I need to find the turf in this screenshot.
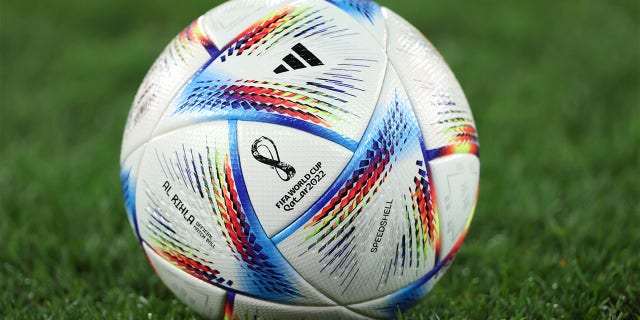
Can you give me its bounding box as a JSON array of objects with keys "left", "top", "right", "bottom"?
[{"left": 1, "top": 0, "right": 638, "bottom": 319}]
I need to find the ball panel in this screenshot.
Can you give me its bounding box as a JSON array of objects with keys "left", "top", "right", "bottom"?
[
  {"left": 236, "top": 121, "right": 353, "bottom": 237},
  {"left": 276, "top": 62, "right": 439, "bottom": 304},
  {"left": 144, "top": 242, "right": 228, "bottom": 318},
  {"left": 348, "top": 217, "right": 473, "bottom": 318},
  {"left": 347, "top": 261, "right": 450, "bottom": 319},
  {"left": 120, "top": 17, "right": 212, "bottom": 162},
  {"left": 152, "top": 0, "right": 387, "bottom": 147},
  {"left": 428, "top": 154, "right": 479, "bottom": 258},
  {"left": 383, "top": 8, "right": 479, "bottom": 158},
  {"left": 135, "top": 121, "right": 335, "bottom": 306},
  {"left": 230, "top": 293, "right": 373, "bottom": 320}
]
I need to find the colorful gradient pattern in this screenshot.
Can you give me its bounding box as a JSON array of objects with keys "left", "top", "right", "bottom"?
[
  {"left": 432, "top": 115, "right": 479, "bottom": 158},
  {"left": 427, "top": 101, "right": 480, "bottom": 159},
  {"left": 165, "top": 16, "right": 216, "bottom": 74},
  {"left": 427, "top": 142, "right": 480, "bottom": 160},
  {"left": 149, "top": 216, "right": 230, "bottom": 288},
  {"left": 176, "top": 79, "right": 350, "bottom": 127},
  {"left": 218, "top": 4, "right": 347, "bottom": 59},
  {"left": 179, "top": 17, "right": 215, "bottom": 52},
  {"left": 404, "top": 158, "right": 440, "bottom": 265},
  {"left": 303, "top": 102, "right": 402, "bottom": 245},
  {"left": 141, "top": 149, "right": 234, "bottom": 289},
  {"left": 374, "top": 155, "right": 441, "bottom": 290},
  {"left": 223, "top": 292, "right": 236, "bottom": 320},
  {"left": 141, "top": 138, "right": 306, "bottom": 302},
  {"left": 197, "top": 142, "right": 302, "bottom": 299},
  {"left": 275, "top": 90, "right": 440, "bottom": 295},
  {"left": 210, "top": 3, "right": 361, "bottom": 60},
  {"left": 119, "top": 0, "right": 482, "bottom": 317},
  {"left": 302, "top": 91, "right": 438, "bottom": 250},
  {"left": 172, "top": 2, "right": 383, "bottom": 152},
  {"left": 217, "top": 5, "right": 301, "bottom": 60}
]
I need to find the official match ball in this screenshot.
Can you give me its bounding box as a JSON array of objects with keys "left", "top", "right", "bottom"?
[{"left": 120, "top": 0, "right": 480, "bottom": 318}]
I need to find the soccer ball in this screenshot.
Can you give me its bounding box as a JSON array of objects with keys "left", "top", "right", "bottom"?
[{"left": 120, "top": 0, "right": 480, "bottom": 318}]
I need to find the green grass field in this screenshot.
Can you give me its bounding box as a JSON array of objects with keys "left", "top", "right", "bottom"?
[{"left": 1, "top": 0, "right": 638, "bottom": 318}]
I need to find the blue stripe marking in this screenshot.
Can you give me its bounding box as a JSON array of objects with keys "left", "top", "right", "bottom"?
[
  {"left": 203, "top": 114, "right": 357, "bottom": 152},
  {"left": 228, "top": 121, "right": 265, "bottom": 234},
  {"left": 121, "top": 169, "right": 142, "bottom": 243},
  {"left": 373, "top": 254, "right": 455, "bottom": 316},
  {"left": 186, "top": 44, "right": 221, "bottom": 91},
  {"left": 425, "top": 146, "right": 481, "bottom": 161},
  {"left": 271, "top": 91, "right": 434, "bottom": 247},
  {"left": 150, "top": 209, "right": 177, "bottom": 235},
  {"left": 228, "top": 120, "right": 304, "bottom": 300},
  {"left": 426, "top": 148, "right": 444, "bottom": 161},
  {"left": 204, "top": 44, "right": 221, "bottom": 59},
  {"left": 190, "top": 149, "right": 205, "bottom": 198},
  {"left": 271, "top": 130, "right": 368, "bottom": 244},
  {"left": 178, "top": 29, "right": 361, "bottom": 153}
]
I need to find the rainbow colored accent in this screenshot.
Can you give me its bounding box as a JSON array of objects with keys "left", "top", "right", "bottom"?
[
  {"left": 272, "top": 91, "right": 440, "bottom": 295},
  {"left": 209, "top": 4, "right": 357, "bottom": 60},
  {"left": 441, "top": 120, "right": 478, "bottom": 145},
  {"left": 223, "top": 292, "right": 236, "bottom": 320},
  {"left": 174, "top": 3, "right": 367, "bottom": 125},
  {"left": 301, "top": 93, "right": 438, "bottom": 253},
  {"left": 197, "top": 142, "right": 302, "bottom": 299},
  {"left": 154, "top": 245, "right": 227, "bottom": 287},
  {"left": 168, "top": 16, "right": 218, "bottom": 63},
  {"left": 141, "top": 150, "right": 233, "bottom": 289},
  {"left": 125, "top": 15, "right": 216, "bottom": 131},
  {"left": 427, "top": 113, "right": 480, "bottom": 159},
  {"left": 173, "top": 3, "right": 382, "bottom": 152},
  {"left": 179, "top": 17, "right": 215, "bottom": 50},
  {"left": 376, "top": 155, "right": 441, "bottom": 288},
  {"left": 215, "top": 5, "right": 324, "bottom": 61},
  {"left": 175, "top": 75, "right": 363, "bottom": 151},
  {"left": 177, "top": 79, "right": 350, "bottom": 128},
  {"left": 402, "top": 157, "right": 440, "bottom": 267},
  {"left": 146, "top": 211, "right": 230, "bottom": 287},
  {"left": 226, "top": 6, "right": 297, "bottom": 57},
  {"left": 142, "top": 136, "right": 309, "bottom": 302},
  {"left": 426, "top": 141, "right": 480, "bottom": 160},
  {"left": 302, "top": 96, "right": 417, "bottom": 245}
]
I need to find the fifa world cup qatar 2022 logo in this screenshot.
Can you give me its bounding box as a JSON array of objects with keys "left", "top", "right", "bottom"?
[{"left": 251, "top": 136, "right": 297, "bottom": 182}]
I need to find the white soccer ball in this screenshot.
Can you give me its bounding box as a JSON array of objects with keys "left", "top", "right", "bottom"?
[{"left": 120, "top": 0, "right": 480, "bottom": 318}]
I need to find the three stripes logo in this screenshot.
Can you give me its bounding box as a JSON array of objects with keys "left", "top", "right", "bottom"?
[
  {"left": 251, "top": 136, "right": 297, "bottom": 182},
  {"left": 273, "top": 43, "right": 324, "bottom": 74}
]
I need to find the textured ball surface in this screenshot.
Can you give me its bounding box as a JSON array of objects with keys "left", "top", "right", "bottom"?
[{"left": 120, "top": 0, "right": 480, "bottom": 318}]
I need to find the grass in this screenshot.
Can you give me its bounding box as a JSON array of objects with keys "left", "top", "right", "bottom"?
[{"left": 1, "top": 0, "right": 638, "bottom": 318}]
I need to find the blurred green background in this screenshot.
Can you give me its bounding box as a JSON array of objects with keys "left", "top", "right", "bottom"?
[{"left": 1, "top": 0, "right": 638, "bottom": 318}]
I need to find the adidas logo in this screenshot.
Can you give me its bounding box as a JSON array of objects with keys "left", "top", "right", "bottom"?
[{"left": 274, "top": 43, "right": 324, "bottom": 74}]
